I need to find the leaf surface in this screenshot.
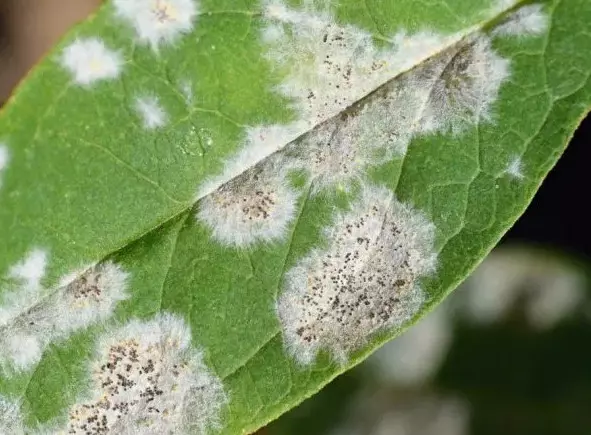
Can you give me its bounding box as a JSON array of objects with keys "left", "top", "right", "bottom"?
[{"left": 0, "top": 0, "right": 590, "bottom": 433}]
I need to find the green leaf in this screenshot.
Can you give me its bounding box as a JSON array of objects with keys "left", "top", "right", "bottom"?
[{"left": 0, "top": 0, "right": 590, "bottom": 433}]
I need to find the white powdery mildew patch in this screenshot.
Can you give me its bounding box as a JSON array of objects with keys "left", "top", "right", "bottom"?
[
  {"left": 282, "top": 122, "right": 368, "bottom": 194},
  {"left": 0, "top": 255, "right": 129, "bottom": 372},
  {"left": 179, "top": 79, "right": 193, "bottom": 105},
  {"left": 504, "top": 155, "right": 524, "bottom": 179},
  {"left": 64, "top": 313, "right": 226, "bottom": 435},
  {"left": 0, "top": 143, "right": 9, "bottom": 187},
  {"left": 198, "top": 2, "right": 521, "bottom": 207},
  {"left": 54, "top": 262, "right": 129, "bottom": 331},
  {"left": 197, "top": 123, "right": 303, "bottom": 199},
  {"left": 277, "top": 184, "right": 437, "bottom": 364},
  {"left": 0, "top": 396, "right": 24, "bottom": 435},
  {"left": 413, "top": 34, "right": 510, "bottom": 134},
  {"left": 281, "top": 33, "right": 511, "bottom": 193},
  {"left": 113, "top": 0, "right": 198, "bottom": 49},
  {"left": 494, "top": 4, "right": 548, "bottom": 37},
  {"left": 282, "top": 108, "right": 406, "bottom": 194},
  {"left": 134, "top": 95, "right": 168, "bottom": 129},
  {"left": 262, "top": 0, "right": 524, "bottom": 136},
  {"left": 198, "top": 157, "right": 299, "bottom": 247},
  {"left": 344, "top": 85, "right": 422, "bottom": 159},
  {"left": 7, "top": 247, "right": 48, "bottom": 290},
  {"left": 196, "top": 1, "right": 463, "bottom": 200},
  {"left": 262, "top": 0, "right": 461, "bottom": 129},
  {"left": 60, "top": 38, "right": 123, "bottom": 86}
]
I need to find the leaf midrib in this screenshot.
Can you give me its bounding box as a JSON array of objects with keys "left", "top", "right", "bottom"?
[{"left": 103, "top": 0, "right": 527, "bottom": 261}]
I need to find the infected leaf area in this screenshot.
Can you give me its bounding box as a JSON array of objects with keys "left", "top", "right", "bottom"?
[
  {"left": 2, "top": 0, "right": 585, "bottom": 434},
  {"left": 198, "top": 157, "right": 299, "bottom": 246},
  {"left": 277, "top": 185, "right": 437, "bottom": 365},
  {"left": 0, "top": 396, "right": 24, "bottom": 434},
  {"left": 187, "top": 3, "right": 556, "bottom": 379},
  {"left": 112, "top": 0, "right": 199, "bottom": 49},
  {"left": 65, "top": 313, "right": 226, "bottom": 435},
  {"left": 268, "top": 31, "right": 510, "bottom": 197},
  {"left": 194, "top": 4, "right": 542, "bottom": 363},
  {"left": 260, "top": 0, "right": 462, "bottom": 130},
  {"left": 196, "top": 1, "right": 529, "bottom": 255},
  {"left": 196, "top": 0, "right": 473, "bottom": 203},
  {"left": 199, "top": 27, "right": 511, "bottom": 248},
  {"left": 0, "top": 253, "right": 129, "bottom": 373}
]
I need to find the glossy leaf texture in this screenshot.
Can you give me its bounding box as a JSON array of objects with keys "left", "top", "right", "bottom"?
[{"left": 0, "top": 0, "right": 590, "bottom": 434}]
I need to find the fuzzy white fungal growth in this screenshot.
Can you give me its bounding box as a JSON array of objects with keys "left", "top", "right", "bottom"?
[
  {"left": 414, "top": 35, "right": 510, "bottom": 134},
  {"left": 198, "top": 158, "right": 299, "bottom": 247},
  {"left": 0, "top": 143, "right": 9, "bottom": 182},
  {"left": 504, "top": 156, "right": 524, "bottom": 179},
  {"left": 0, "top": 258, "right": 129, "bottom": 373},
  {"left": 261, "top": 0, "right": 518, "bottom": 137},
  {"left": 282, "top": 78, "right": 426, "bottom": 193},
  {"left": 0, "top": 396, "right": 24, "bottom": 435},
  {"left": 199, "top": 2, "right": 518, "bottom": 201},
  {"left": 348, "top": 82, "right": 421, "bottom": 158},
  {"left": 494, "top": 4, "right": 548, "bottom": 37},
  {"left": 262, "top": 0, "right": 461, "bottom": 130},
  {"left": 55, "top": 261, "right": 130, "bottom": 332},
  {"left": 197, "top": 123, "right": 304, "bottom": 198},
  {"left": 113, "top": 0, "right": 198, "bottom": 49},
  {"left": 64, "top": 312, "right": 226, "bottom": 435},
  {"left": 60, "top": 38, "right": 123, "bottom": 86},
  {"left": 180, "top": 79, "right": 193, "bottom": 105},
  {"left": 7, "top": 248, "right": 48, "bottom": 290},
  {"left": 280, "top": 33, "right": 511, "bottom": 193},
  {"left": 6, "top": 334, "right": 42, "bottom": 372},
  {"left": 134, "top": 95, "right": 168, "bottom": 129},
  {"left": 277, "top": 184, "right": 437, "bottom": 364},
  {"left": 282, "top": 122, "right": 367, "bottom": 194},
  {"left": 197, "top": 1, "right": 464, "bottom": 200},
  {"left": 282, "top": 112, "right": 398, "bottom": 194}
]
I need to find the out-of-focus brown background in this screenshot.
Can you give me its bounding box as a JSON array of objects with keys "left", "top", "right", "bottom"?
[{"left": 0, "top": 0, "right": 100, "bottom": 102}]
